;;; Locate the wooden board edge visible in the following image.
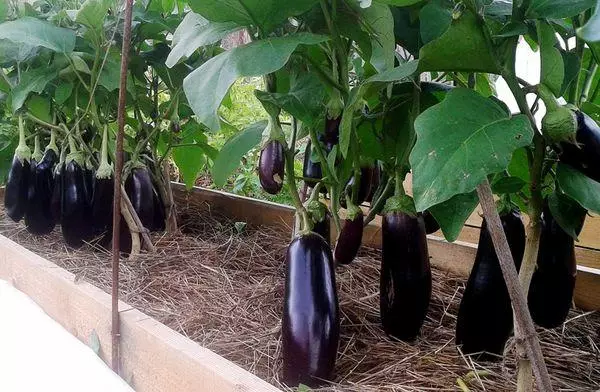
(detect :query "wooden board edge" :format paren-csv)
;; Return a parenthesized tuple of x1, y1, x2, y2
(0, 234, 281, 392)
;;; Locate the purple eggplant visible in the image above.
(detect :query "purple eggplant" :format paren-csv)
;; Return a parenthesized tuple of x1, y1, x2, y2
(334, 207, 364, 265)
(528, 203, 580, 328)
(151, 186, 166, 232)
(456, 210, 525, 360)
(258, 140, 285, 195)
(50, 162, 64, 223)
(422, 210, 440, 234)
(341, 165, 377, 207)
(5, 155, 30, 222)
(125, 166, 155, 230)
(282, 232, 339, 387)
(365, 164, 381, 203)
(61, 159, 92, 248)
(557, 111, 600, 182)
(324, 116, 340, 144)
(380, 211, 431, 341)
(25, 149, 58, 234)
(302, 140, 323, 187)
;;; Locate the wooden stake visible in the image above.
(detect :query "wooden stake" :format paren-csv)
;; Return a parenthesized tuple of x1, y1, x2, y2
(476, 180, 553, 392)
(111, 0, 134, 373)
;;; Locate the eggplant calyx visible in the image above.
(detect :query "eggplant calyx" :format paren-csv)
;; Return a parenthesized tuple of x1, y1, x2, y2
(45, 129, 59, 155)
(345, 203, 363, 221)
(14, 116, 31, 163)
(383, 194, 417, 216)
(260, 115, 286, 148)
(306, 199, 328, 226)
(542, 106, 578, 144)
(326, 92, 344, 120)
(96, 160, 113, 179)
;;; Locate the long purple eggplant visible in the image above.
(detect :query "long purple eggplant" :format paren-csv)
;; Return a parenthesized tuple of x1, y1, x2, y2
(125, 166, 155, 230)
(528, 203, 579, 328)
(334, 207, 364, 265)
(25, 148, 58, 234)
(456, 210, 525, 360)
(282, 232, 339, 387)
(422, 210, 440, 234)
(380, 211, 431, 341)
(259, 140, 285, 195)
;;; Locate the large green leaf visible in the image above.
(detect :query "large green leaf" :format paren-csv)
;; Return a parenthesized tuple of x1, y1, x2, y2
(11, 67, 58, 112)
(339, 60, 419, 157)
(76, 0, 110, 31)
(361, 3, 395, 73)
(188, 0, 319, 33)
(418, 10, 499, 73)
(254, 72, 326, 127)
(557, 163, 600, 214)
(211, 121, 265, 187)
(410, 88, 534, 212)
(419, 0, 452, 45)
(538, 21, 564, 96)
(526, 0, 596, 19)
(0, 39, 37, 64)
(26, 94, 52, 123)
(0, 17, 75, 53)
(577, 0, 600, 42)
(166, 12, 240, 68)
(429, 191, 479, 242)
(548, 190, 587, 240)
(183, 33, 328, 131)
(172, 122, 208, 189)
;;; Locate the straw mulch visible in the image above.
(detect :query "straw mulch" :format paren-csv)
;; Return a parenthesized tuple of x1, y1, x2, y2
(1, 201, 599, 392)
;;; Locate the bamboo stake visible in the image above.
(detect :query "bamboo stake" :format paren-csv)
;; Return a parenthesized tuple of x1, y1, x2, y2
(111, 0, 134, 372)
(476, 180, 553, 392)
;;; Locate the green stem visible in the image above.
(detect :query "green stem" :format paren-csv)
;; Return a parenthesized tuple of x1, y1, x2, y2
(394, 170, 405, 197)
(301, 53, 347, 94)
(536, 84, 560, 112)
(308, 125, 341, 233)
(25, 113, 62, 132)
(363, 177, 393, 226)
(32, 135, 42, 162)
(15, 115, 31, 162)
(46, 128, 58, 154)
(580, 63, 598, 103)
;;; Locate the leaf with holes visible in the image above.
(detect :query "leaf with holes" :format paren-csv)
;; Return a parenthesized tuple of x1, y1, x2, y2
(410, 88, 533, 212)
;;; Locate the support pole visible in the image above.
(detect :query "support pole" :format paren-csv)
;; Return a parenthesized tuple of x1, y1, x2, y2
(476, 180, 553, 392)
(111, 0, 134, 373)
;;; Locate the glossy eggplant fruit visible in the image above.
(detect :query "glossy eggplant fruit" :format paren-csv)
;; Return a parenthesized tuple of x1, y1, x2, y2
(312, 213, 331, 245)
(125, 167, 155, 230)
(282, 232, 339, 387)
(302, 140, 322, 187)
(334, 212, 364, 265)
(83, 166, 95, 205)
(456, 211, 525, 360)
(25, 150, 58, 234)
(324, 117, 340, 143)
(4, 155, 30, 222)
(61, 160, 92, 248)
(422, 210, 440, 234)
(364, 164, 381, 203)
(528, 206, 577, 328)
(91, 176, 114, 236)
(558, 111, 600, 182)
(341, 165, 377, 208)
(380, 212, 431, 341)
(259, 140, 285, 195)
(50, 163, 64, 223)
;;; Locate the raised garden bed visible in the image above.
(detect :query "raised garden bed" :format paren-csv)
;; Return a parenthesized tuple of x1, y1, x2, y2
(0, 185, 599, 391)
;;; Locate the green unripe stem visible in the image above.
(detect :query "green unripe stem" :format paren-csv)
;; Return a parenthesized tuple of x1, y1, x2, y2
(66, 134, 84, 166)
(364, 177, 394, 226)
(32, 135, 42, 162)
(96, 125, 113, 179)
(15, 115, 31, 163)
(537, 84, 559, 112)
(45, 129, 59, 154)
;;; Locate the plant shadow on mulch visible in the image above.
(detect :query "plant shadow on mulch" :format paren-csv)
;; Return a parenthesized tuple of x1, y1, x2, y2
(1, 200, 599, 392)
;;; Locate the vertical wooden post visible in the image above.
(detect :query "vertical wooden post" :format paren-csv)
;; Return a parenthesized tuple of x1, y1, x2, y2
(111, 0, 134, 373)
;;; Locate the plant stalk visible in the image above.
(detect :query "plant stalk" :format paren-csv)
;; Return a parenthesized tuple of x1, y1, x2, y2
(476, 180, 553, 392)
(580, 63, 598, 103)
